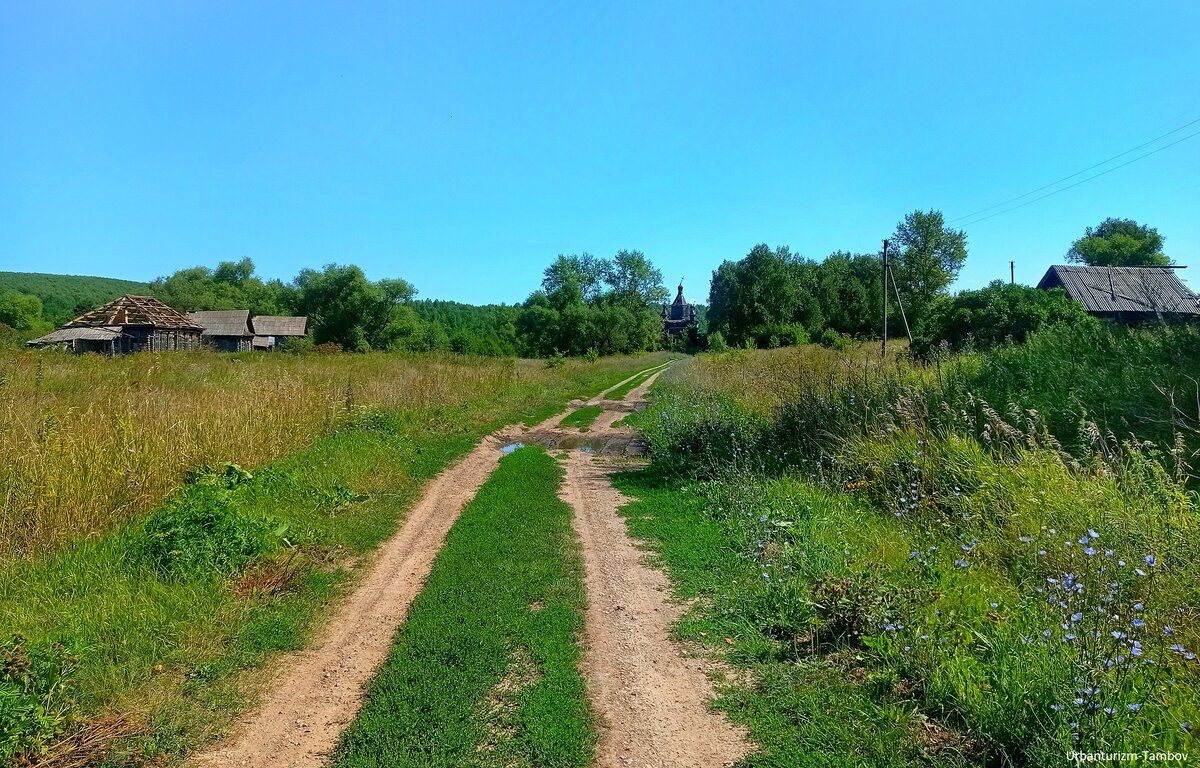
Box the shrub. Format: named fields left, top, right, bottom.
left=818, top=328, right=852, bottom=351
left=706, top=331, right=728, bottom=353
left=138, top=486, right=276, bottom=576
left=911, top=281, right=1095, bottom=358
left=0, top=635, right=77, bottom=764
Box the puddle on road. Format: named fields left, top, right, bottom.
left=500, top=442, right=525, bottom=454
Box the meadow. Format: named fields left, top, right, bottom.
left=621, top=325, right=1200, bottom=765
left=0, top=350, right=666, bottom=558
left=0, top=348, right=665, bottom=766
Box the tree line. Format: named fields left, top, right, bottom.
left=1, top=213, right=1174, bottom=356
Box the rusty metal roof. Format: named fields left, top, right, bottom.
left=252, top=315, right=307, bottom=336
left=187, top=309, right=252, bottom=337
left=69, top=295, right=204, bottom=330
left=27, top=326, right=125, bottom=345
left=1037, top=265, right=1200, bottom=315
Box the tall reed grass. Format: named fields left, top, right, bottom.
left=0, top=350, right=653, bottom=558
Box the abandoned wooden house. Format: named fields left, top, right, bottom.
left=250, top=315, right=308, bottom=350
left=661, top=281, right=699, bottom=339
left=187, top=310, right=254, bottom=352
left=1038, top=265, right=1200, bottom=323
left=28, top=295, right=204, bottom=354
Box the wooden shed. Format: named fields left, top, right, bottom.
left=251, top=315, right=308, bottom=350
left=187, top=310, right=254, bottom=352
left=1037, top=265, right=1200, bottom=323
left=29, top=295, right=204, bottom=354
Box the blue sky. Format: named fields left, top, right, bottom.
left=2, top=1, right=1198, bottom=305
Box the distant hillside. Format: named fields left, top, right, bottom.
left=0, top=271, right=151, bottom=324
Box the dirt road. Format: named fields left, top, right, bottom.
left=193, top=362, right=747, bottom=768
left=553, top=372, right=750, bottom=768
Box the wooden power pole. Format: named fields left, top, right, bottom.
left=1010, top=260, right=1015, bottom=284
left=881, top=239, right=889, bottom=357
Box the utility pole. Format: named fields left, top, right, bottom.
left=1010, top=260, right=1015, bottom=284
left=881, top=239, right=889, bottom=357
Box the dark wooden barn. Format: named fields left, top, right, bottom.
left=29, top=295, right=204, bottom=354
left=251, top=315, right=308, bottom=350
left=1037, top=265, right=1200, bottom=323
left=187, top=310, right=254, bottom=352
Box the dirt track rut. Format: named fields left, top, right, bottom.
left=193, top=362, right=748, bottom=768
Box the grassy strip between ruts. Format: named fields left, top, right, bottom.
left=333, top=446, right=592, bottom=768
left=558, top=405, right=605, bottom=432
left=603, top=360, right=673, bottom=401
left=0, top=354, right=653, bottom=767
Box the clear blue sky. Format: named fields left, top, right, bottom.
left=3, top=1, right=1198, bottom=305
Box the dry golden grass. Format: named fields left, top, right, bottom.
left=667, top=341, right=908, bottom=412
left=0, top=349, right=631, bottom=558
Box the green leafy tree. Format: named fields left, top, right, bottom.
left=889, top=210, right=968, bottom=319
left=293, top=264, right=416, bottom=351
left=0, top=291, right=45, bottom=331
left=707, top=244, right=804, bottom=345
left=912, top=281, right=1096, bottom=358
left=152, top=258, right=295, bottom=315
left=1067, top=218, right=1169, bottom=267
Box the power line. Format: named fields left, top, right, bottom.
left=951, top=115, right=1200, bottom=223
left=957, top=127, right=1200, bottom=227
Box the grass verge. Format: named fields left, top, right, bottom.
left=333, top=447, right=592, bottom=768
left=558, top=405, right=604, bottom=432
left=611, top=468, right=952, bottom=767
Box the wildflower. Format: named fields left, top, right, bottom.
left=1038, top=549, right=1047, bottom=556
left=1164, top=626, right=1173, bottom=636
left=1132, top=618, right=1144, bottom=628
left=1135, top=569, right=1147, bottom=577
left=1070, top=612, right=1083, bottom=622
left=954, top=559, right=971, bottom=568
left=1133, top=603, right=1144, bottom=611
left=1127, top=704, right=1141, bottom=711
left=1019, top=536, right=1033, bottom=543
left=1051, top=704, right=1064, bottom=712
left=1144, top=555, right=1157, bottom=567
left=1088, top=529, right=1100, bottom=539
left=1104, top=707, right=1117, bottom=714
left=1182, top=722, right=1192, bottom=733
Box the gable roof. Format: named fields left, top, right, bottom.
left=69, top=295, right=204, bottom=330
left=1037, top=265, right=1200, bottom=316
left=252, top=315, right=307, bottom=337
left=187, top=310, right=252, bottom=337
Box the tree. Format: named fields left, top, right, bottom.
left=911, top=281, right=1096, bottom=358
left=604, top=250, right=669, bottom=310
left=152, top=258, right=295, bottom=315
left=541, top=254, right=606, bottom=304
left=1067, top=218, right=1169, bottom=267
left=0, top=291, right=44, bottom=331
left=707, top=244, right=805, bottom=346
left=889, top=210, right=968, bottom=319
left=293, top=264, right=416, bottom=351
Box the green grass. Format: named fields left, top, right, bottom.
left=612, top=469, right=957, bottom=767
left=604, top=360, right=672, bottom=401
left=333, top=447, right=592, bottom=768
left=518, top=353, right=671, bottom=426
left=558, top=405, right=604, bottom=432
left=0, top=355, right=652, bottom=765
left=619, top=341, right=1200, bottom=765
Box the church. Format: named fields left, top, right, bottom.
left=661, top=281, right=698, bottom=339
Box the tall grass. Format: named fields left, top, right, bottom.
left=0, top=350, right=666, bottom=558
left=626, top=325, right=1200, bottom=763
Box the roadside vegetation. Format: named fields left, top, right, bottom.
left=0, top=352, right=661, bottom=767
left=334, top=447, right=592, bottom=767
left=620, top=324, right=1199, bottom=765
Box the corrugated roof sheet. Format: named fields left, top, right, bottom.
left=252, top=316, right=307, bottom=336
left=187, top=310, right=252, bottom=337
left=70, top=295, right=204, bottom=330
left=28, top=327, right=124, bottom=345
left=1038, top=265, right=1200, bottom=315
